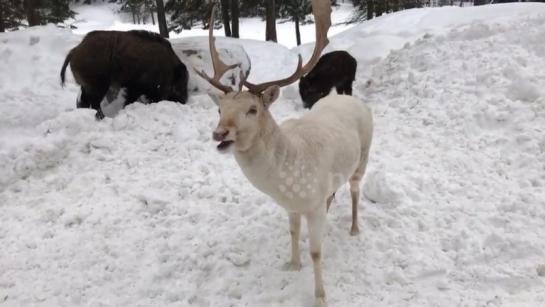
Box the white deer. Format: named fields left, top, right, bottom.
left=196, top=1, right=373, bottom=306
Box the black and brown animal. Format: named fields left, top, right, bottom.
left=298, top=50, right=357, bottom=109
left=61, top=30, right=188, bottom=119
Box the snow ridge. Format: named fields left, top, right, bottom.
left=358, top=14, right=545, bottom=306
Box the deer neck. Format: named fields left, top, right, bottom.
left=234, top=112, right=296, bottom=197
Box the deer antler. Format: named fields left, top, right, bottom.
left=194, top=2, right=239, bottom=93
left=243, top=0, right=331, bottom=94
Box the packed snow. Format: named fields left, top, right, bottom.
left=1, top=3, right=545, bottom=307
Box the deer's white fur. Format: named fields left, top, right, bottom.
left=212, top=86, right=373, bottom=307
left=234, top=94, right=372, bottom=213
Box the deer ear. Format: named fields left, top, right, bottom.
left=262, top=85, right=280, bottom=108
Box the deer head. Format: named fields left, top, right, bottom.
left=196, top=0, right=331, bottom=152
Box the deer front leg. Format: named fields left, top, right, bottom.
left=307, top=208, right=327, bottom=307
left=283, top=212, right=302, bottom=271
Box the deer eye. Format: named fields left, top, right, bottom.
left=218, top=108, right=221, bottom=115
left=246, top=107, right=257, bottom=116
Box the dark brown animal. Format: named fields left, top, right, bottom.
left=61, top=30, right=188, bottom=119
left=298, top=50, right=356, bottom=109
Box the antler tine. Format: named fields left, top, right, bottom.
left=193, top=1, right=238, bottom=93
left=243, top=55, right=303, bottom=94
left=243, top=0, right=331, bottom=94
left=302, top=0, right=331, bottom=71
left=238, top=70, right=246, bottom=92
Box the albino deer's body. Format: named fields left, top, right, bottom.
left=195, top=2, right=372, bottom=305
left=235, top=94, right=373, bottom=214
left=211, top=90, right=373, bottom=307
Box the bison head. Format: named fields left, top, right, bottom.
left=298, top=76, right=328, bottom=109
left=167, top=63, right=189, bottom=103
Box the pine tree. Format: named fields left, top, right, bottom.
left=166, top=0, right=209, bottom=32
left=46, top=0, right=75, bottom=23
left=352, top=0, right=426, bottom=21
left=20, top=0, right=75, bottom=27
left=23, top=0, right=40, bottom=26
left=280, top=0, right=310, bottom=45
left=0, top=0, right=25, bottom=32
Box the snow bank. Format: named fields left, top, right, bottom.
left=1, top=3, right=545, bottom=307
left=354, top=9, right=545, bottom=306
left=296, top=2, right=545, bottom=79
left=0, top=25, right=79, bottom=128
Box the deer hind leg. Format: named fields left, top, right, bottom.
left=306, top=208, right=328, bottom=307
left=349, top=175, right=361, bottom=236
left=283, top=212, right=302, bottom=271
left=349, top=154, right=369, bottom=236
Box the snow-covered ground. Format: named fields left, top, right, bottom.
left=1, top=3, right=545, bottom=307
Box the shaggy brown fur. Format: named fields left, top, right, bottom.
left=298, top=50, right=357, bottom=109
left=61, top=30, right=188, bottom=119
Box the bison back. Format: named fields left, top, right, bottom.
left=113, top=31, right=182, bottom=87
left=68, top=31, right=119, bottom=88
left=305, top=50, right=356, bottom=82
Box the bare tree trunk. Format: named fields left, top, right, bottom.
left=294, top=14, right=301, bottom=46
left=392, top=0, right=400, bottom=11
left=131, top=6, right=136, bottom=24
left=145, top=0, right=155, bottom=25
left=265, top=0, right=277, bottom=42
left=230, top=0, right=239, bottom=38
left=149, top=4, right=155, bottom=24
left=156, top=0, right=169, bottom=38
left=375, top=0, right=383, bottom=16
left=0, top=1, right=5, bottom=32
left=23, top=0, right=40, bottom=26
left=366, top=0, right=373, bottom=20
left=220, top=0, right=231, bottom=37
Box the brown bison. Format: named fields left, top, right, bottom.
left=298, top=50, right=357, bottom=109
left=61, top=30, right=188, bottom=119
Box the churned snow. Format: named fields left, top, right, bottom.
left=1, top=3, right=545, bottom=307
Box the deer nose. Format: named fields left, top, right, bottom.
left=213, top=130, right=228, bottom=141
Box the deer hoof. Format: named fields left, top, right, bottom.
left=315, top=297, right=328, bottom=307
left=282, top=261, right=302, bottom=271
left=350, top=227, right=360, bottom=236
